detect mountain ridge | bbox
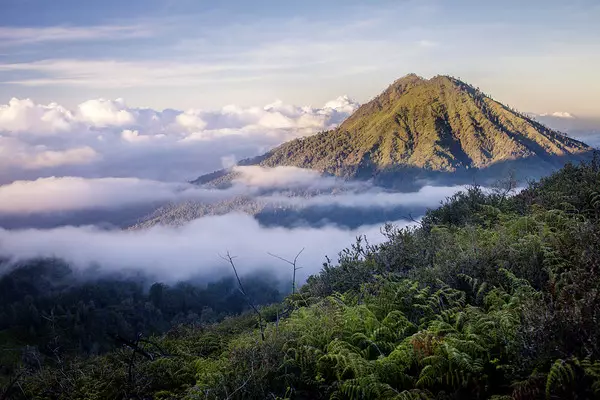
[131,74,594,229]
[193,74,591,186]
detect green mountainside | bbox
[138,74,594,230]
[260,74,589,174]
[194,74,591,186]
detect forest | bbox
[2,156,600,399]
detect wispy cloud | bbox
[0,6,435,90]
[0,58,310,87]
[417,39,438,48]
[0,25,152,45]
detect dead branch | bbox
[220,251,265,341]
[113,334,154,361]
[268,248,304,294]
[402,213,423,227]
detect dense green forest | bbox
[2,156,600,399]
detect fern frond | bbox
[546,359,575,399]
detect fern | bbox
[546,359,575,399]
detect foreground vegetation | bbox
[2,157,600,399]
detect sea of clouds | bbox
[0,95,388,281]
[0,164,468,282]
[0,96,358,183]
[1,96,599,282]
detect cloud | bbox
[0,25,152,45]
[531,113,600,148]
[417,40,438,48]
[539,111,575,119]
[0,177,231,214]
[0,137,99,170]
[26,147,100,169]
[0,165,475,233]
[265,184,473,209]
[323,95,361,114]
[0,214,413,282]
[232,166,324,188]
[179,97,356,135]
[0,98,76,133]
[0,59,289,88]
[175,111,207,131]
[77,98,137,127]
[0,96,358,182]
[0,166,354,216]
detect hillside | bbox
[130,75,594,230]
[194,74,591,186]
[4,159,600,399]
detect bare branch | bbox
[402,213,423,227]
[113,334,155,361]
[268,248,304,294]
[220,251,265,341]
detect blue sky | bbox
[1,0,599,116]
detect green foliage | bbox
[4,160,600,399]
[259,75,590,182]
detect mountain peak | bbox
[194,74,592,187]
[391,73,426,85]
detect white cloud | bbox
[0,96,358,183]
[77,98,136,127]
[324,95,361,114]
[0,176,227,214]
[0,25,152,45]
[175,111,208,130]
[417,39,438,48]
[179,98,357,134]
[0,137,99,171]
[266,184,472,209]
[120,129,166,143]
[0,213,412,282]
[0,59,287,88]
[0,167,351,216]
[26,147,100,169]
[540,111,575,119]
[0,98,76,133]
[232,166,324,188]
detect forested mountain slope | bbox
[3,156,600,399]
[194,74,591,186]
[134,75,593,230]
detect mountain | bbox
[132,74,594,229]
[194,74,590,187]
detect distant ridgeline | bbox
[2,156,600,399]
[133,74,593,229]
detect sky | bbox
[1,0,599,116]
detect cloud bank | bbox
[0,96,359,184]
[265,184,473,209]
[0,214,412,282]
[0,167,472,222]
[0,177,226,214]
